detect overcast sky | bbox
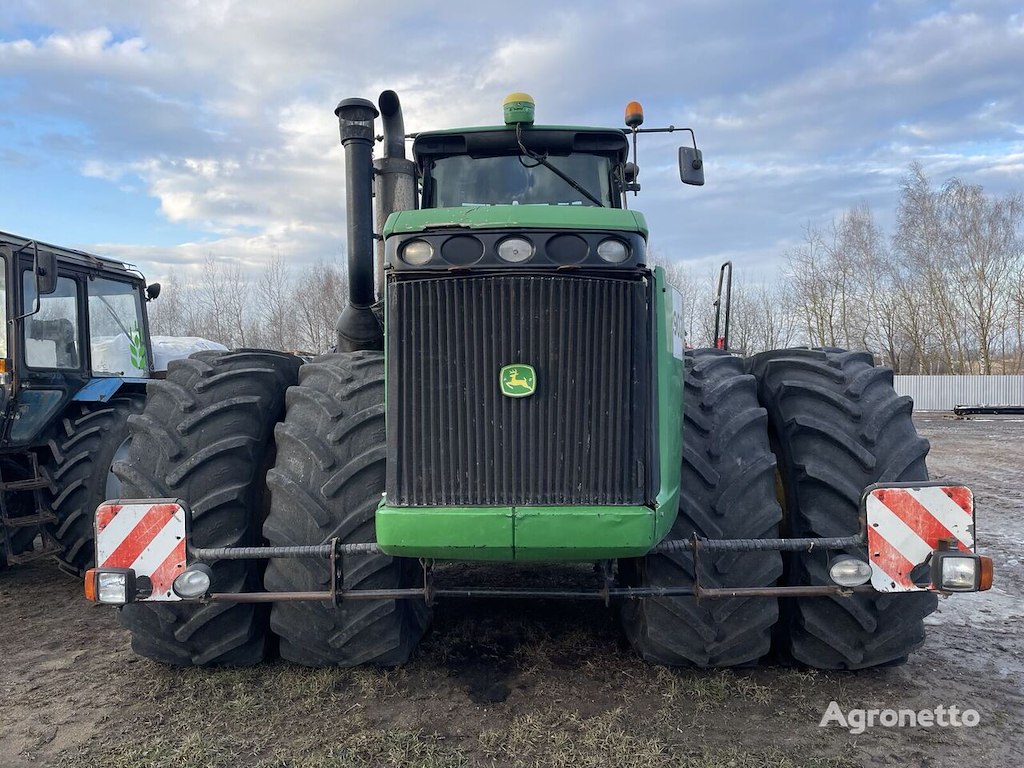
[1,1,1022,283]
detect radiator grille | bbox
[386,274,651,506]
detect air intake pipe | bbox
[334,97,384,351]
[373,90,417,294]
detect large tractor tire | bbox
[42,395,145,574]
[114,350,300,666]
[747,348,937,669]
[264,352,429,667]
[620,349,783,667]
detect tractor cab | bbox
[0,233,155,449]
[415,125,628,209]
[0,232,156,569]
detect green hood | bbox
[384,206,648,239]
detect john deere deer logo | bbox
[500,364,536,398]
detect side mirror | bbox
[623,162,640,193]
[146,282,162,301]
[678,146,705,187]
[37,249,58,295]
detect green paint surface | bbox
[376,506,515,560]
[383,205,648,238]
[652,266,686,543]
[376,503,657,561]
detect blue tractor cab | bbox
[0,232,158,573]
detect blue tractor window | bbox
[23,273,81,370]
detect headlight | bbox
[84,567,137,605]
[401,239,434,265]
[828,555,872,587]
[596,238,629,263]
[496,237,534,263]
[940,556,978,591]
[173,563,214,599]
[930,551,994,592]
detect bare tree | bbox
[295,260,348,353]
[258,252,299,351]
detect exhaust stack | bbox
[373,90,417,293]
[334,97,383,352]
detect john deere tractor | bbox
[88,92,991,670]
[0,232,159,573]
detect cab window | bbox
[23,272,81,369]
[88,277,147,377]
[427,153,614,208]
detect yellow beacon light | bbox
[503,92,535,125]
[624,100,644,129]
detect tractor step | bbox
[1,511,58,528]
[0,476,50,492]
[7,539,62,565]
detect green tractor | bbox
[87,92,991,670]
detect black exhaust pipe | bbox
[334,97,383,352]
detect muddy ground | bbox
[1,416,1021,768]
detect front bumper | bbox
[84,482,993,606]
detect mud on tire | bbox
[115,349,301,666]
[42,395,145,574]
[264,352,429,667]
[620,349,783,667]
[747,348,937,670]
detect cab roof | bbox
[412,125,630,168]
[0,231,144,281]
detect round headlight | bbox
[497,237,534,263]
[401,239,434,265]
[172,563,214,599]
[828,555,872,587]
[596,238,629,263]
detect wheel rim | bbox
[105,436,133,498]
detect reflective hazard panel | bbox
[94,500,188,602]
[865,484,975,592]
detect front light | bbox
[596,238,629,263]
[173,564,214,599]
[496,237,534,263]
[401,239,434,266]
[99,572,127,603]
[84,567,137,605]
[828,555,872,587]
[940,556,978,591]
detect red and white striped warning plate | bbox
[94,500,187,602]
[865,485,974,592]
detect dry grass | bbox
[50,628,861,768]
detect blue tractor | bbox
[0,232,159,574]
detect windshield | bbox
[428,153,614,208]
[88,277,147,377]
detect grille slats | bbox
[386,274,650,507]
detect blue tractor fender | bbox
[72,377,149,403]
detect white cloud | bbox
[0,1,1021,278]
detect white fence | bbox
[894,375,1024,411]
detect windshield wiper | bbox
[515,124,604,207]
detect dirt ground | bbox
[1,416,1021,768]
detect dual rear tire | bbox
[115,349,424,667]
